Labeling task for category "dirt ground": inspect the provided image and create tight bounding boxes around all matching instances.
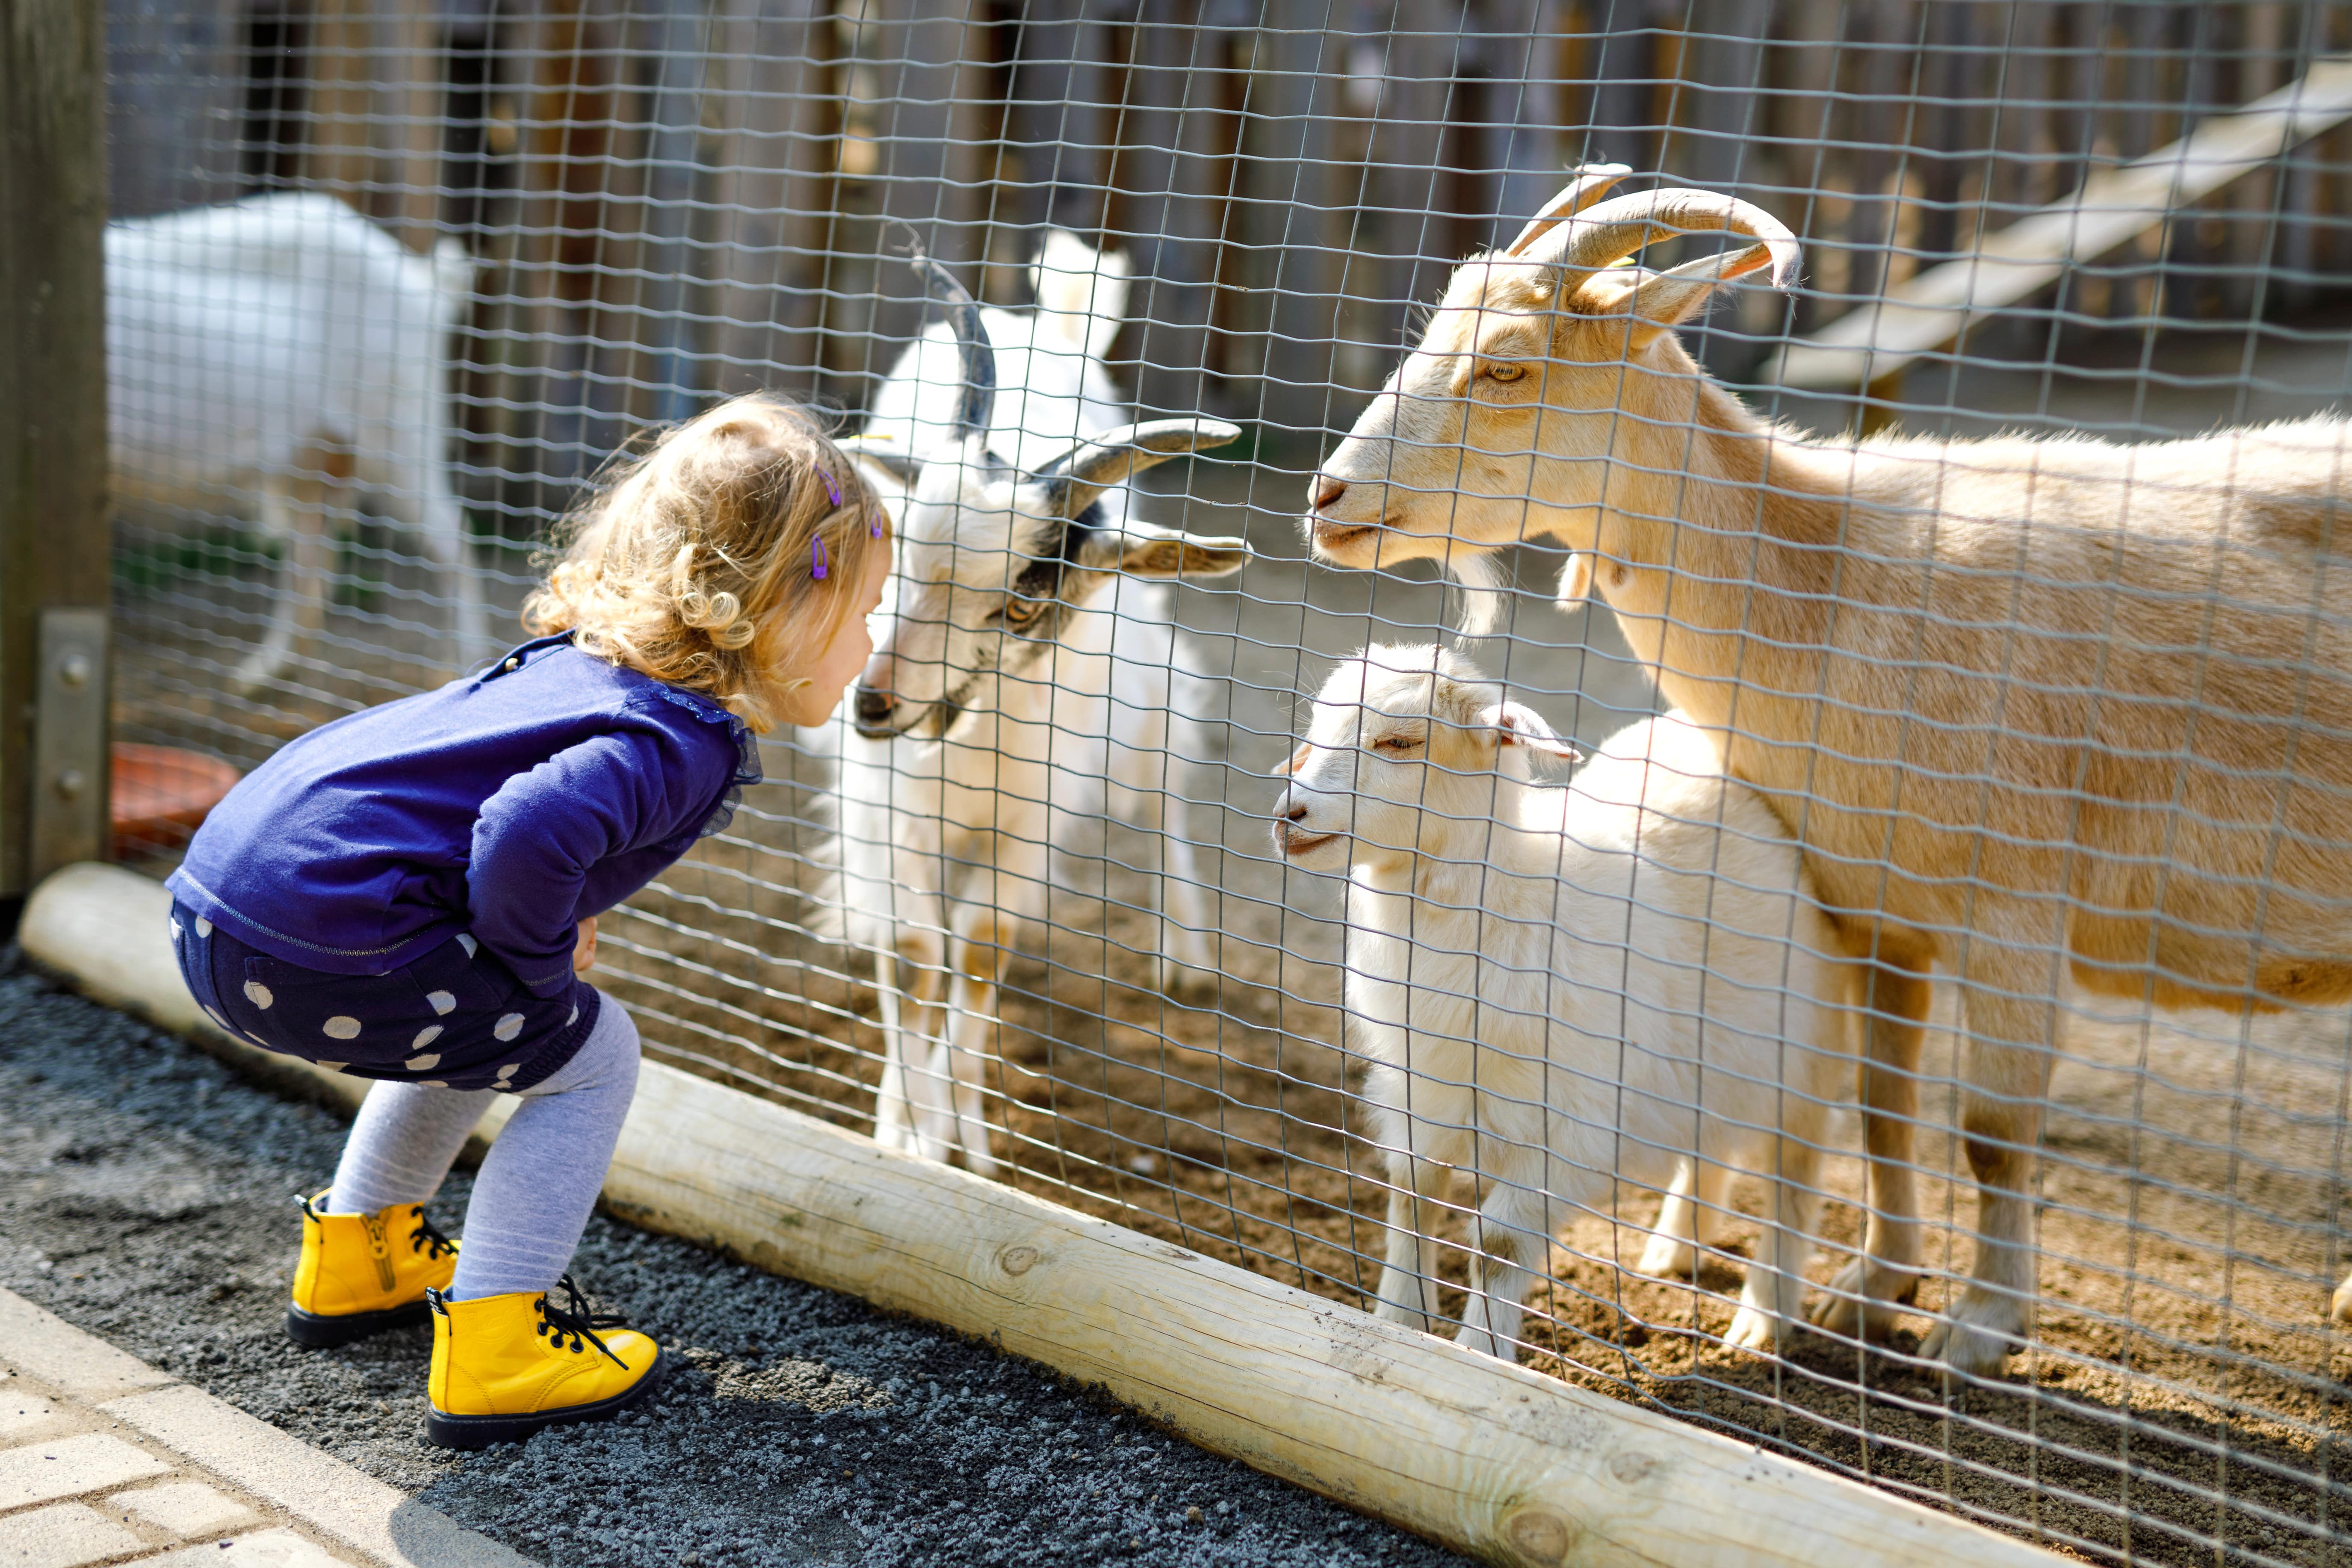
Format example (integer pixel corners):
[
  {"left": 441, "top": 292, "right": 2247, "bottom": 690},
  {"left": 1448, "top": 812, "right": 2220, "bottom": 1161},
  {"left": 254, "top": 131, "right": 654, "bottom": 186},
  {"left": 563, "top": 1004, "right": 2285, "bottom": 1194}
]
[{"left": 105, "top": 316, "right": 2352, "bottom": 1565}]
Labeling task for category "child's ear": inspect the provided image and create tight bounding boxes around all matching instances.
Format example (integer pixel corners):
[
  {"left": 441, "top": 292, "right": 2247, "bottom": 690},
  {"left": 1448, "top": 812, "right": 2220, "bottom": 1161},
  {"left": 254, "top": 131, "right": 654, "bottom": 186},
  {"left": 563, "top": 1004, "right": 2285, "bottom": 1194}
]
[{"left": 1474, "top": 701, "right": 1582, "bottom": 762}]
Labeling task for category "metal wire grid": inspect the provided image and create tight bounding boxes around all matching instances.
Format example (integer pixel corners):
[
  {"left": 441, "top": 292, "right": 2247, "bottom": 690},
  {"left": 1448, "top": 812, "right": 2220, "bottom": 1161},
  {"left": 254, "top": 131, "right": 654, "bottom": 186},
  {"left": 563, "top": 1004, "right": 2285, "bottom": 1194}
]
[{"left": 96, "top": 3, "right": 2352, "bottom": 1562}]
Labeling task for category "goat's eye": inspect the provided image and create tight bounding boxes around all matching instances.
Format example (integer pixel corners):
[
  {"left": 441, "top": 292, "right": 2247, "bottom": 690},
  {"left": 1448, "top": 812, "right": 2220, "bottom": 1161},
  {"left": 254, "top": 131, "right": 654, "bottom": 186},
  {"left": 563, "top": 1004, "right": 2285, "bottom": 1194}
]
[
  {"left": 1372, "top": 735, "right": 1421, "bottom": 753},
  {"left": 1480, "top": 361, "right": 1525, "bottom": 384},
  {"left": 1002, "top": 596, "right": 1046, "bottom": 626}
]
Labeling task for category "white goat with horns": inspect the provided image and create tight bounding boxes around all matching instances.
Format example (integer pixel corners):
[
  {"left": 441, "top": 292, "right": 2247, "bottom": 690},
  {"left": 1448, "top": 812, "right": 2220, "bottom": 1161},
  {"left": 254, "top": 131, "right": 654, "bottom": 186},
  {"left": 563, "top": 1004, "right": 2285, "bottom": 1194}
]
[
  {"left": 1274, "top": 646, "right": 1858, "bottom": 1356},
  {"left": 1306, "top": 165, "right": 2352, "bottom": 1376},
  {"left": 832, "top": 242, "right": 1248, "bottom": 1177},
  {"left": 107, "top": 190, "right": 485, "bottom": 691}
]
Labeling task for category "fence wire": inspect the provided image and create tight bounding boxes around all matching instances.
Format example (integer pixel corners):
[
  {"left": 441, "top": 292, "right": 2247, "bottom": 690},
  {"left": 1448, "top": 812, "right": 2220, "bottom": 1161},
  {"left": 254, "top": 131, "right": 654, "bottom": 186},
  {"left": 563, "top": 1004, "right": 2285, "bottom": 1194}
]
[{"left": 98, "top": 2, "right": 2352, "bottom": 1562}]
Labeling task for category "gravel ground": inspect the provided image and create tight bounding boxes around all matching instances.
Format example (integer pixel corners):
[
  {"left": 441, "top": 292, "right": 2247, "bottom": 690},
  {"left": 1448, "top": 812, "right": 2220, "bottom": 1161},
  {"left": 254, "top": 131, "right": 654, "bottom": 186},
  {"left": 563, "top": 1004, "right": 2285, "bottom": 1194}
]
[{"left": 0, "top": 948, "right": 1468, "bottom": 1568}]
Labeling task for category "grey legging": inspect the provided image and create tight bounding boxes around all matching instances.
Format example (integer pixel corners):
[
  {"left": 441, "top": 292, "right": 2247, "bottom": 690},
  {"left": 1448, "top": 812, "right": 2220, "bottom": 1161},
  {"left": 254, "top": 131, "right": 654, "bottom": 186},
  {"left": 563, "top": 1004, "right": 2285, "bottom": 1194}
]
[{"left": 326, "top": 993, "right": 638, "bottom": 1300}]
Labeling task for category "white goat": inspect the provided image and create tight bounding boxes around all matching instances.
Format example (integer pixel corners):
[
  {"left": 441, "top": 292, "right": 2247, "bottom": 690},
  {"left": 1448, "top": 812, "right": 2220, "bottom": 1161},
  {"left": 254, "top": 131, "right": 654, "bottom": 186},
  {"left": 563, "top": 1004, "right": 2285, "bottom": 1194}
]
[
  {"left": 1272, "top": 646, "right": 1857, "bottom": 1356},
  {"left": 107, "top": 190, "right": 483, "bottom": 691},
  {"left": 1306, "top": 166, "right": 2352, "bottom": 1374},
  {"left": 833, "top": 245, "right": 1249, "bottom": 1176}
]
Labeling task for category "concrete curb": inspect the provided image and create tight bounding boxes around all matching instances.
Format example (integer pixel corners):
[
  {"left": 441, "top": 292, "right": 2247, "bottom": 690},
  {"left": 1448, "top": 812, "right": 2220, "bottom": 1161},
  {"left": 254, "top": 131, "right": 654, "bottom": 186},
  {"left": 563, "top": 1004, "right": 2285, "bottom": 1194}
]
[{"left": 0, "top": 1287, "right": 533, "bottom": 1568}]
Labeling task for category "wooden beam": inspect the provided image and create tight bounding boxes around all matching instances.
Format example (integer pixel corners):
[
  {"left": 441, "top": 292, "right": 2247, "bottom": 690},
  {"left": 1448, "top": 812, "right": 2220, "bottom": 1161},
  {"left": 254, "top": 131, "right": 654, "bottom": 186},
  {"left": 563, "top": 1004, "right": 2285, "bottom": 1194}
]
[
  {"left": 1767, "top": 54, "right": 2352, "bottom": 391},
  {"left": 23, "top": 861, "right": 2074, "bottom": 1568},
  {"left": 0, "top": 0, "right": 110, "bottom": 899}
]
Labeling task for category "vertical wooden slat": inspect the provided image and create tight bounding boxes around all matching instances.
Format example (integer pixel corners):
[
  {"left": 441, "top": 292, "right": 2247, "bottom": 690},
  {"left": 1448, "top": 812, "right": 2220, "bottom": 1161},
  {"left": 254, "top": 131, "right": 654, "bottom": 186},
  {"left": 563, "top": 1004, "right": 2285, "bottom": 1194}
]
[
  {"left": 304, "top": 0, "right": 448, "bottom": 252},
  {"left": 104, "top": 0, "right": 244, "bottom": 220},
  {"left": 1363, "top": 0, "right": 1463, "bottom": 357},
  {"left": 1, "top": 0, "right": 111, "bottom": 897},
  {"left": 860, "top": 0, "right": 991, "bottom": 390},
  {"left": 1120, "top": 0, "right": 1240, "bottom": 416},
  {"left": 1243, "top": 0, "right": 1345, "bottom": 425},
  {"left": 1578, "top": 0, "right": 1659, "bottom": 168},
  {"left": 705, "top": 0, "right": 839, "bottom": 401},
  {"left": 613, "top": 0, "right": 708, "bottom": 423}
]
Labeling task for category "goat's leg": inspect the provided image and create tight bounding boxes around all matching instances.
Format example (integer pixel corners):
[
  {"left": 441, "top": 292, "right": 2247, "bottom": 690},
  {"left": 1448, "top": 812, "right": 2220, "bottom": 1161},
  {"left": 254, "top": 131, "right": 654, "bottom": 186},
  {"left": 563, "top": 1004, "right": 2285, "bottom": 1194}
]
[
  {"left": 1155, "top": 806, "right": 1214, "bottom": 992},
  {"left": 1456, "top": 1148, "right": 1554, "bottom": 1361},
  {"left": 1726, "top": 1110, "right": 1829, "bottom": 1352},
  {"left": 1636, "top": 1155, "right": 1735, "bottom": 1280},
  {"left": 1811, "top": 959, "right": 1929, "bottom": 1340},
  {"left": 941, "top": 913, "right": 1014, "bottom": 1180},
  {"left": 1921, "top": 948, "right": 2062, "bottom": 1378},
  {"left": 870, "top": 947, "right": 920, "bottom": 1155},
  {"left": 232, "top": 460, "right": 338, "bottom": 694},
  {"left": 1371, "top": 1146, "right": 1453, "bottom": 1333}
]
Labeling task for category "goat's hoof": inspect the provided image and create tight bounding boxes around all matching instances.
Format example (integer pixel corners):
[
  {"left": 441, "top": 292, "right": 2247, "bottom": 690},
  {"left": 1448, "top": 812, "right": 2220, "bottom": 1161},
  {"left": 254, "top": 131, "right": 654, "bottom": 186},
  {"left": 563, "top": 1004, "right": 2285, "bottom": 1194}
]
[
  {"left": 2332, "top": 1274, "right": 2352, "bottom": 1325},
  {"left": 1723, "top": 1308, "right": 1783, "bottom": 1354},
  {"left": 1452, "top": 1328, "right": 1511, "bottom": 1361},
  {"left": 871, "top": 1117, "right": 918, "bottom": 1155},
  {"left": 1920, "top": 1310, "right": 2023, "bottom": 1380},
  {"left": 1807, "top": 1258, "right": 1917, "bottom": 1341},
  {"left": 1634, "top": 1235, "right": 1699, "bottom": 1280}
]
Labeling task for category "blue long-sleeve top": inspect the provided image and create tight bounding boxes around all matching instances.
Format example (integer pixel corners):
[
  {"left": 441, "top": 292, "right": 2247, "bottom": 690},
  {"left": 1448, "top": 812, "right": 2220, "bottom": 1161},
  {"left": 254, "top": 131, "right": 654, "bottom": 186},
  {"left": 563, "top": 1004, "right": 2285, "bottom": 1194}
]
[{"left": 166, "top": 633, "right": 760, "bottom": 996}]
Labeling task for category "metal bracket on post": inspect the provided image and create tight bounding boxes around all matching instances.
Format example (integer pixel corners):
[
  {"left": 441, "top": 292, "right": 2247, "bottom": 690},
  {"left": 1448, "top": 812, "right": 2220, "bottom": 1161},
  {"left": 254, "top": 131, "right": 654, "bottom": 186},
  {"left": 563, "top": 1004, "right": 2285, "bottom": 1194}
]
[{"left": 29, "top": 608, "right": 109, "bottom": 883}]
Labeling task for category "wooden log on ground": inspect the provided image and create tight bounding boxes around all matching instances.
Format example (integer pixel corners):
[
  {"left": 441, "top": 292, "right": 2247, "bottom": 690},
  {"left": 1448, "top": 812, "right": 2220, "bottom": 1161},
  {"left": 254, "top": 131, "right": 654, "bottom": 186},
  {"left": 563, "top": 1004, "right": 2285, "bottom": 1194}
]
[{"left": 21, "top": 861, "right": 2074, "bottom": 1568}]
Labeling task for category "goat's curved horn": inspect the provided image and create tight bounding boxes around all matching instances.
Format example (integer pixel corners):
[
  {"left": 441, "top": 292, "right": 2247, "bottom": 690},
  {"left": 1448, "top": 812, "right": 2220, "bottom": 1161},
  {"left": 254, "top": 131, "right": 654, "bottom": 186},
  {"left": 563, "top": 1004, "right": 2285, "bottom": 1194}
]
[
  {"left": 910, "top": 247, "right": 996, "bottom": 440},
  {"left": 1030, "top": 418, "right": 1242, "bottom": 519},
  {"left": 1519, "top": 188, "right": 1799, "bottom": 290},
  {"left": 1501, "top": 164, "right": 1633, "bottom": 257}
]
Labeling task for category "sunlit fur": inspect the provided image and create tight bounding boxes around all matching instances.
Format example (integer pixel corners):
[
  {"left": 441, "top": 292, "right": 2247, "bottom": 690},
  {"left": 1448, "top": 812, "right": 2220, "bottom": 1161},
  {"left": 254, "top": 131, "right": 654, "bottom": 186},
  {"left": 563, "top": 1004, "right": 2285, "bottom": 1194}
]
[
  {"left": 833, "top": 245, "right": 1247, "bottom": 1177},
  {"left": 1308, "top": 180, "right": 2352, "bottom": 1372},
  {"left": 1272, "top": 646, "right": 1857, "bottom": 1358}
]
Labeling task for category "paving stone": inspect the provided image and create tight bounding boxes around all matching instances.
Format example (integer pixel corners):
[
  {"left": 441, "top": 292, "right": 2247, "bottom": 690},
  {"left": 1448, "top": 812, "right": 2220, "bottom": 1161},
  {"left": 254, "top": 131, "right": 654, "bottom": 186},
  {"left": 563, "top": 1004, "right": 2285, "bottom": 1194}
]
[
  {"left": 142, "top": 1527, "right": 355, "bottom": 1568},
  {"left": 0, "top": 1397, "right": 64, "bottom": 1444},
  {"left": 0, "top": 1500, "right": 144, "bottom": 1568},
  {"left": 110, "top": 1479, "right": 258, "bottom": 1537},
  {"left": 0, "top": 1431, "right": 171, "bottom": 1510}
]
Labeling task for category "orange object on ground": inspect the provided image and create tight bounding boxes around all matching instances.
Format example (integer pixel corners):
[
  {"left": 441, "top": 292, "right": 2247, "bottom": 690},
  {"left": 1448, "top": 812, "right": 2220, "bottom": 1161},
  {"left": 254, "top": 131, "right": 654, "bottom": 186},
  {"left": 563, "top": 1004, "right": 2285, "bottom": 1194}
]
[{"left": 112, "top": 742, "right": 241, "bottom": 857}]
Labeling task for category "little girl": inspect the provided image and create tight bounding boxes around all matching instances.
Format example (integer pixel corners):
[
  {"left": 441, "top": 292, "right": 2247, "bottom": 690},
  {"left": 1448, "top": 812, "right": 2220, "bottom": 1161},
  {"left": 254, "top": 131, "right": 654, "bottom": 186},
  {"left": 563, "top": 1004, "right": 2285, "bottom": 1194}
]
[{"left": 165, "top": 393, "right": 889, "bottom": 1448}]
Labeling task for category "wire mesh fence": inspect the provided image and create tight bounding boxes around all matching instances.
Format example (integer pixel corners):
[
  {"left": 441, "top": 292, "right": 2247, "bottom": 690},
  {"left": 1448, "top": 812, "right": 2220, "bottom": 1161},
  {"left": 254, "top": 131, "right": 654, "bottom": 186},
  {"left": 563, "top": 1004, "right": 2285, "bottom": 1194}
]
[{"left": 96, "top": 2, "right": 2352, "bottom": 1562}]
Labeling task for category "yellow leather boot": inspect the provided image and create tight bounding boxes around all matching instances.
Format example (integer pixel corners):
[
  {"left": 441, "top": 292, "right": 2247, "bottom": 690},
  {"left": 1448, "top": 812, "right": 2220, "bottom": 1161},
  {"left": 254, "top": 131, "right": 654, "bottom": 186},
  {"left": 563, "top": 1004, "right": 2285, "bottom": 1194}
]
[
  {"left": 285, "top": 1190, "right": 458, "bottom": 1348},
  {"left": 423, "top": 1277, "right": 663, "bottom": 1448}
]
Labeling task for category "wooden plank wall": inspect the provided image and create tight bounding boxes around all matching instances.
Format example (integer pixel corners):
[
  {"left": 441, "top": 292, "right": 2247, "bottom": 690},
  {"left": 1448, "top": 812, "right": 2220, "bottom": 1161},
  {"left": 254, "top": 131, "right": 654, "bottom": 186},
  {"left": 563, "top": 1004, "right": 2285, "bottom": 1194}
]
[{"left": 135, "top": 0, "right": 2352, "bottom": 502}]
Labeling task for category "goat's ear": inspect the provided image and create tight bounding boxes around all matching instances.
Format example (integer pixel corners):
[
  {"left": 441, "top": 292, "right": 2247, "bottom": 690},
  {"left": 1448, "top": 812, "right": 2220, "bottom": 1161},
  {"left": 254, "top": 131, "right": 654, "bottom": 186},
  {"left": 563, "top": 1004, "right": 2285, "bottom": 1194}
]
[
  {"left": 835, "top": 434, "right": 920, "bottom": 484},
  {"left": 1474, "top": 701, "right": 1582, "bottom": 763},
  {"left": 1620, "top": 242, "right": 1784, "bottom": 351},
  {"left": 1076, "top": 518, "right": 1252, "bottom": 580},
  {"left": 1557, "top": 553, "right": 1594, "bottom": 607}
]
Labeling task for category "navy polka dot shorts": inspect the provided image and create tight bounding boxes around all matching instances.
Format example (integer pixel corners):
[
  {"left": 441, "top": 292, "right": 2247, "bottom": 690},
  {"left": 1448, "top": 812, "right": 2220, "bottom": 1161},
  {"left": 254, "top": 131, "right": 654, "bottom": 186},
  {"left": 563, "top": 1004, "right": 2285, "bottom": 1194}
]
[{"left": 169, "top": 902, "right": 600, "bottom": 1093}]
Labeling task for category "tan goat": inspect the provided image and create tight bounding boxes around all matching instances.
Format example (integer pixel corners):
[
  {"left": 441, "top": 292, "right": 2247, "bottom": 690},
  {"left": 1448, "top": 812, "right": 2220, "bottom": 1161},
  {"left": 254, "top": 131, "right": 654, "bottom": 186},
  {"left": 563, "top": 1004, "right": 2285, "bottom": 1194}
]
[{"left": 1304, "top": 166, "right": 2352, "bottom": 1377}]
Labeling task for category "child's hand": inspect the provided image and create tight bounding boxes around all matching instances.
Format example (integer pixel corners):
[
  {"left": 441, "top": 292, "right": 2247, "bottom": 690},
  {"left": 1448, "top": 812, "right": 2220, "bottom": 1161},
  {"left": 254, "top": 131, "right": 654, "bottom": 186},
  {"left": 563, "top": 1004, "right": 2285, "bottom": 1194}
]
[{"left": 573, "top": 917, "right": 598, "bottom": 973}]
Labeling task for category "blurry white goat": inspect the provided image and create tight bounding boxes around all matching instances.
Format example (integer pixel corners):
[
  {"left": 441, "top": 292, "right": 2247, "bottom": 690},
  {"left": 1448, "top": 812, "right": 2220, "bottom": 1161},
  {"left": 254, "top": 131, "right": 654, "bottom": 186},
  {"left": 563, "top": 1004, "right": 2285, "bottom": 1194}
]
[
  {"left": 1273, "top": 647, "right": 1856, "bottom": 1355},
  {"left": 832, "top": 240, "right": 1247, "bottom": 1176},
  {"left": 108, "top": 190, "right": 482, "bottom": 691}
]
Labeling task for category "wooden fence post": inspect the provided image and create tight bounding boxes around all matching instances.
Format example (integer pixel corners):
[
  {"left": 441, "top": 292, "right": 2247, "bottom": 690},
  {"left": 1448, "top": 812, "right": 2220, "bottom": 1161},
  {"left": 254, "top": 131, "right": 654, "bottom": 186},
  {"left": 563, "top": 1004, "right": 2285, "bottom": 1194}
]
[{"left": 0, "top": 0, "right": 112, "bottom": 908}]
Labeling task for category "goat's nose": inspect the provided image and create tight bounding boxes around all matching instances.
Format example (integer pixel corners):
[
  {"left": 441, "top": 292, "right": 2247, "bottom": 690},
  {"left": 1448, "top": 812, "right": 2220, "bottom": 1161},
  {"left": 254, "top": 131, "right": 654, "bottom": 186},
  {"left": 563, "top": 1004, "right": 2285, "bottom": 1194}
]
[
  {"left": 854, "top": 686, "right": 896, "bottom": 726},
  {"left": 1283, "top": 801, "right": 1309, "bottom": 823},
  {"left": 1309, "top": 474, "right": 1347, "bottom": 511}
]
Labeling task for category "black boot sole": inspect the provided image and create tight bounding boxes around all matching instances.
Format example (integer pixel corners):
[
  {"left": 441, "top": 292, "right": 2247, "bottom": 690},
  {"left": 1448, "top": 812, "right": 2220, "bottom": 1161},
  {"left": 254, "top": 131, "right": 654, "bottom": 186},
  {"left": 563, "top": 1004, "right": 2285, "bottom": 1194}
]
[
  {"left": 422, "top": 1347, "right": 665, "bottom": 1450},
  {"left": 285, "top": 1300, "right": 432, "bottom": 1349}
]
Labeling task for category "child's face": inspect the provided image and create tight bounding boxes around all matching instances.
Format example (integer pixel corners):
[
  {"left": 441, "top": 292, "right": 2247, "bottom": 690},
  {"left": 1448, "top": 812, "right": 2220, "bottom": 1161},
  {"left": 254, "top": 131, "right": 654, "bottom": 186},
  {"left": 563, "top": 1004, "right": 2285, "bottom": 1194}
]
[{"left": 776, "top": 543, "right": 890, "bottom": 729}]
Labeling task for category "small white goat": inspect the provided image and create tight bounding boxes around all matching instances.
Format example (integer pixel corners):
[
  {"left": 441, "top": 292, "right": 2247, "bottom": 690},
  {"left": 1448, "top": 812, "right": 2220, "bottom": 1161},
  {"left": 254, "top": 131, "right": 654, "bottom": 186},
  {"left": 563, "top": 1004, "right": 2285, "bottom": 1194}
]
[
  {"left": 833, "top": 243, "right": 1249, "bottom": 1176},
  {"left": 107, "top": 190, "right": 482, "bottom": 690},
  {"left": 1272, "top": 646, "right": 1856, "bottom": 1356},
  {"left": 1306, "top": 168, "right": 2352, "bottom": 1374}
]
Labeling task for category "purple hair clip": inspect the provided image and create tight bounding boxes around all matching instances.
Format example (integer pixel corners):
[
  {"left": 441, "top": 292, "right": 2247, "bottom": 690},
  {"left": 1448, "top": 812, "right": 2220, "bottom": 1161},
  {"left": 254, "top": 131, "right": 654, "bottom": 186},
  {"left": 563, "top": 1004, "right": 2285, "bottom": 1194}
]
[
  {"left": 811, "top": 536, "right": 829, "bottom": 580},
  {"left": 819, "top": 465, "right": 842, "bottom": 507}
]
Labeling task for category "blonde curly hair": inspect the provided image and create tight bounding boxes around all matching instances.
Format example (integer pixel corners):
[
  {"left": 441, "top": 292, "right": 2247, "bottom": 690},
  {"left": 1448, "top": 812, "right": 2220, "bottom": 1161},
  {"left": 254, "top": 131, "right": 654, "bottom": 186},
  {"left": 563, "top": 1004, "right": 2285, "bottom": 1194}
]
[{"left": 522, "top": 393, "right": 888, "bottom": 734}]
